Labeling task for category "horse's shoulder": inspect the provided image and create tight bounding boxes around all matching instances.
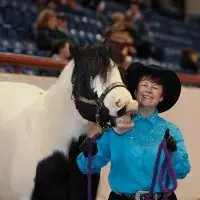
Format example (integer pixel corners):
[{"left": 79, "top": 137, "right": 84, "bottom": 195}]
[{"left": 0, "top": 81, "right": 44, "bottom": 95}]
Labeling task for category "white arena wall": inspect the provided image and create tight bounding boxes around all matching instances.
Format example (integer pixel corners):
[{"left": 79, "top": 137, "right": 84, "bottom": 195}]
[{"left": 0, "top": 72, "right": 199, "bottom": 200}]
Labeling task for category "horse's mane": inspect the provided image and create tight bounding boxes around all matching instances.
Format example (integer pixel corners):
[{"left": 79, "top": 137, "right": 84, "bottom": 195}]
[{"left": 70, "top": 44, "right": 126, "bottom": 100}]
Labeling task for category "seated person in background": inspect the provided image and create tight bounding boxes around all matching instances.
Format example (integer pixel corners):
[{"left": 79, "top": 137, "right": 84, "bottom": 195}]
[
  {"left": 56, "top": 12, "right": 75, "bottom": 43},
  {"left": 104, "top": 26, "right": 137, "bottom": 69},
  {"left": 34, "top": 9, "right": 74, "bottom": 52},
  {"left": 111, "top": 12, "right": 125, "bottom": 26},
  {"left": 127, "top": 1, "right": 147, "bottom": 36},
  {"left": 180, "top": 48, "right": 199, "bottom": 74},
  {"left": 80, "top": 0, "right": 105, "bottom": 12},
  {"left": 39, "top": 0, "right": 80, "bottom": 10},
  {"left": 39, "top": 40, "right": 72, "bottom": 77},
  {"left": 35, "top": 9, "right": 58, "bottom": 51},
  {"left": 50, "top": 40, "right": 72, "bottom": 62}
]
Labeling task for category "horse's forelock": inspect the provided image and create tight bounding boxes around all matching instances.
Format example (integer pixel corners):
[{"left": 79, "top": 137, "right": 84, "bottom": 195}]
[{"left": 71, "top": 45, "right": 117, "bottom": 99}]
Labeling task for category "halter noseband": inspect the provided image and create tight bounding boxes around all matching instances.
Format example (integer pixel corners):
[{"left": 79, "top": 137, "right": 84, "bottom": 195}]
[{"left": 73, "top": 82, "right": 127, "bottom": 129}]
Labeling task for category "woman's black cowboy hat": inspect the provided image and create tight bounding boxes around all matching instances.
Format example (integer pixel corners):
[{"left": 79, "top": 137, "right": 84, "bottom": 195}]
[{"left": 126, "top": 62, "right": 181, "bottom": 113}]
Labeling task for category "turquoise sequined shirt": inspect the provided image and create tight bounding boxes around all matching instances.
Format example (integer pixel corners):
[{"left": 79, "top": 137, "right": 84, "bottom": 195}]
[{"left": 77, "top": 109, "right": 190, "bottom": 194}]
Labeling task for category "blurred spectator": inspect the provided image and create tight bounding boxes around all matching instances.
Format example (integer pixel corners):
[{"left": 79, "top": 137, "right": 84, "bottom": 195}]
[
  {"left": 39, "top": 40, "right": 72, "bottom": 77},
  {"left": 34, "top": 9, "right": 74, "bottom": 51},
  {"left": 39, "top": 0, "right": 80, "bottom": 10},
  {"left": 111, "top": 12, "right": 125, "bottom": 25},
  {"left": 59, "top": 0, "right": 80, "bottom": 9},
  {"left": 80, "top": 0, "right": 106, "bottom": 12},
  {"left": 138, "top": 0, "right": 152, "bottom": 12},
  {"left": 56, "top": 12, "right": 75, "bottom": 43},
  {"left": 123, "top": 15, "right": 164, "bottom": 61},
  {"left": 180, "top": 48, "right": 200, "bottom": 74},
  {"left": 50, "top": 40, "right": 72, "bottom": 62},
  {"left": 35, "top": 9, "right": 58, "bottom": 51},
  {"left": 127, "top": 1, "right": 142, "bottom": 21},
  {"left": 127, "top": 1, "right": 149, "bottom": 37},
  {"left": 104, "top": 27, "right": 136, "bottom": 69}
]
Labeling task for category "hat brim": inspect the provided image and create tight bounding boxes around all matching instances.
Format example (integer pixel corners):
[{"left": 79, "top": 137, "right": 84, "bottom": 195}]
[{"left": 126, "top": 62, "right": 181, "bottom": 113}]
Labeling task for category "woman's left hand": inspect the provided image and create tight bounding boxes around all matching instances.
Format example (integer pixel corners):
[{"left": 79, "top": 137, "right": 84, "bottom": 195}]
[{"left": 165, "top": 129, "right": 177, "bottom": 152}]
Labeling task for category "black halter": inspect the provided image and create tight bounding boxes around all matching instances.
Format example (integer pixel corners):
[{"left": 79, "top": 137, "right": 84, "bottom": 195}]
[{"left": 72, "top": 82, "right": 127, "bottom": 129}]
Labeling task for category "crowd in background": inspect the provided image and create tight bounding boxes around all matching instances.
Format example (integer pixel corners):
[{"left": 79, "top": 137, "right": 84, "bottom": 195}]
[{"left": 0, "top": 0, "right": 199, "bottom": 76}]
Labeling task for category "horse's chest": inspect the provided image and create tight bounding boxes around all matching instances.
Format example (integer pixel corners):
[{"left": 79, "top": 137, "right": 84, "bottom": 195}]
[
  {"left": 31, "top": 151, "right": 70, "bottom": 200},
  {"left": 31, "top": 135, "right": 100, "bottom": 200}
]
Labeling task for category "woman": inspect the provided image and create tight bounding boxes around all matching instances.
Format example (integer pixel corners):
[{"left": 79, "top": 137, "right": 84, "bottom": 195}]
[
  {"left": 77, "top": 62, "right": 190, "bottom": 200},
  {"left": 104, "top": 27, "right": 136, "bottom": 69},
  {"left": 50, "top": 40, "right": 72, "bottom": 61},
  {"left": 35, "top": 9, "right": 58, "bottom": 51},
  {"left": 180, "top": 48, "right": 199, "bottom": 74},
  {"left": 35, "top": 8, "right": 73, "bottom": 51},
  {"left": 39, "top": 40, "right": 72, "bottom": 77}
]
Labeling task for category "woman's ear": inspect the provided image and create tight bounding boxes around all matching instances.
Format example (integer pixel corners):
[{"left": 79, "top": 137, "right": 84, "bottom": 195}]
[{"left": 159, "top": 96, "right": 164, "bottom": 102}]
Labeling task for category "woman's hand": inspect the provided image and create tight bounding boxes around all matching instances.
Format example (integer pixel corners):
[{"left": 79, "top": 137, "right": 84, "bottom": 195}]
[
  {"left": 79, "top": 137, "right": 98, "bottom": 157},
  {"left": 165, "top": 129, "right": 177, "bottom": 152}
]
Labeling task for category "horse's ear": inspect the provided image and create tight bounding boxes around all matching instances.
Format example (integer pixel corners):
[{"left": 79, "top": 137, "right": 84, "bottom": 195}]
[
  {"left": 107, "top": 46, "right": 113, "bottom": 56},
  {"left": 106, "top": 45, "right": 119, "bottom": 65},
  {"left": 69, "top": 44, "right": 83, "bottom": 60}
]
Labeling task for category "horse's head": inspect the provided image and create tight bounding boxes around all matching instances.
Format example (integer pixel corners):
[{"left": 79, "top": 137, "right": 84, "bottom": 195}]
[{"left": 70, "top": 44, "right": 138, "bottom": 133}]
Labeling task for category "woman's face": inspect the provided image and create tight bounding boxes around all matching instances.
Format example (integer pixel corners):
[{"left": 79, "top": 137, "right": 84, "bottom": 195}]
[
  {"left": 190, "top": 52, "right": 198, "bottom": 63},
  {"left": 48, "top": 16, "right": 57, "bottom": 30},
  {"left": 135, "top": 76, "right": 163, "bottom": 109}
]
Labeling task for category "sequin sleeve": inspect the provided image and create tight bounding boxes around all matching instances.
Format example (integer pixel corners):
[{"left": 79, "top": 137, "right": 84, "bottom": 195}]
[
  {"left": 77, "top": 130, "right": 111, "bottom": 174},
  {"left": 170, "top": 125, "right": 191, "bottom": 179}
]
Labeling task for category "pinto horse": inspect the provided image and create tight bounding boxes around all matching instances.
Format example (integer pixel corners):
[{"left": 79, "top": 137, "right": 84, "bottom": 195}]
[{"left": 0, "top": 45, "right": 138, "bottom": 200}]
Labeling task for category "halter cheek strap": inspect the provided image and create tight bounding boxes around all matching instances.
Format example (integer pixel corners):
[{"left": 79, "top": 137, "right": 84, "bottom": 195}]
[
  {"left": 73, "top": 82, "right": 127, "bottom": 128},
  {"left": 95, "top": 82, "right": 127, "bottom": 124}
]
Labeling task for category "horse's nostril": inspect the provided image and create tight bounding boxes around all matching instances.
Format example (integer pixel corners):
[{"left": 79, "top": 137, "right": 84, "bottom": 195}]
[
  {"left": 117, "top": 105, "right": 127, "bottom": 117},
  {"left": 116, "top": 100, "right": 121, "bottom": 107},
  {"left": 116, "top": 99, "right": 124, "bottom": 107}
]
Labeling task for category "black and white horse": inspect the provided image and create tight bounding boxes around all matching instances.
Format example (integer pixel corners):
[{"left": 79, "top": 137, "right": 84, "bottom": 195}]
[{"left": 0, "top": 45, "right": 138, "bottom": 200}]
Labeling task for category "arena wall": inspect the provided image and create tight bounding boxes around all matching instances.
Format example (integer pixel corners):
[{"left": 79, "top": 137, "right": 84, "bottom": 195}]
[{"left": 1, "top": 73, "right": 199, "bottom": 200}]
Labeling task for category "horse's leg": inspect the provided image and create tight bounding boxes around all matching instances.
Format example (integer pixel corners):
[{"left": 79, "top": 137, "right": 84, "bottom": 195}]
[{"left": 68, "top": 134, "right": 100, "bottom": 200}]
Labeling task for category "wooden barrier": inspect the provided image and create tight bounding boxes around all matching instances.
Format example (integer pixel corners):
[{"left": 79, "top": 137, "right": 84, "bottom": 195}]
[
  {"left": 0, "top": 52, "right": 200, "bottom": 86},
  {"left": 0, "top": 53, "right": 66, "bottom": 73}
]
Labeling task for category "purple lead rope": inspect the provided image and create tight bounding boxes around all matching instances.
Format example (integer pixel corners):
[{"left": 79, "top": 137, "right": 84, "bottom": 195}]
[
  {"left": 87, "top": 133, "right": 177, "bottom": 200},
  {"left": 146, "top": 137, "right": 177, "bottom": 200},
  {"left": 87, "top": 132, "right": 102, "bottom": 200}
]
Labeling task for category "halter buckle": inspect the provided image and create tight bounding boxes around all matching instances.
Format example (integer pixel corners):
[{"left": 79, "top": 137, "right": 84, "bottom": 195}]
[
  {"left": 95, "top": 113, "right": 100, "bottom": 124},
  {"left": 135, "top": 191, "right": 149, "bottom": 200}
]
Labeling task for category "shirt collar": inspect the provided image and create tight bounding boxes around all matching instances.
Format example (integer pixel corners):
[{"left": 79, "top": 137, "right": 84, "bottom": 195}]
[{"left": 133, "top": 109, "right": 159, "bottom": 125}]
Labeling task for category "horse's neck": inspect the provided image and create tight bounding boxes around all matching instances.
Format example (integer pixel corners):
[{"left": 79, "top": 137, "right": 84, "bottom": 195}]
[{"left": 40, "top": 62, "right": 88, "bottom": 153}]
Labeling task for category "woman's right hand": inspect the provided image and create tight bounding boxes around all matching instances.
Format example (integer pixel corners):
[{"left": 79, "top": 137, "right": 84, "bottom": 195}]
[
  {"left": 165, "top": 129, "right": 177, "bottom": 152},
  {"left": 79, "top": 137, "right": 98, "bottom": 157}
]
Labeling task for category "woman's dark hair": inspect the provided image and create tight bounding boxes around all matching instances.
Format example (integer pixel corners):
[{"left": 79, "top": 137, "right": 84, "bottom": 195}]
[{"left": 49, "top": 40, "right": 66, "bottom": 56}]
